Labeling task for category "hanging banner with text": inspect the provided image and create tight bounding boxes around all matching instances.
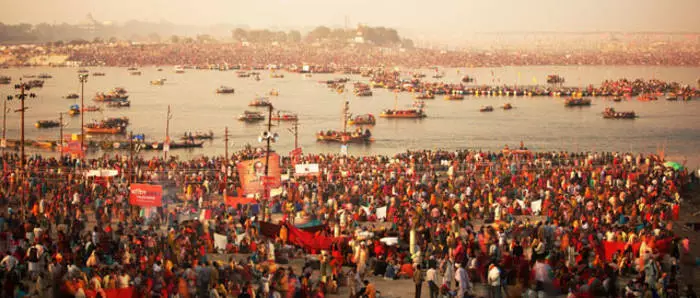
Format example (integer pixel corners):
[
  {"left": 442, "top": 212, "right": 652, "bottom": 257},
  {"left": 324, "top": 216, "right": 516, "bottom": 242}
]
[
  {"left": 129, "top": 184, "right": 163, "bottom": 207},
  {"left": 236, "top": 153, "right": 281, "bottom": 195}
]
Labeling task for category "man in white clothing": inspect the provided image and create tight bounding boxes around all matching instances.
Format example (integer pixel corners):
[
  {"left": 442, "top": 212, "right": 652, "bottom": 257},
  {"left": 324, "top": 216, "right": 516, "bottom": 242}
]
[
  {"left": 488, "top": 264, "right": 502, "bottom": 298},
  {"left": 426, "top": 266, "right": 439, "bottom": 298},
  {"left": 455, "top": 263, "right": 470, "bottom": 298}
]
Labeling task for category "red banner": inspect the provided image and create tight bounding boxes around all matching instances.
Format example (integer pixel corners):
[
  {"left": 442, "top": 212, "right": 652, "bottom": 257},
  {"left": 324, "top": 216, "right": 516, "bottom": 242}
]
[
  {"left": 65, "top": 141, "right": 84, "bottom": 157},
  {"left": 84, "top": 287, "right": 136, "bottom": 298},
  {"left": 129, "top": 184, "right": 163, "bottom": 207},
  {"left": 236, "top": 153, "right": 281, "bottom": 195}
]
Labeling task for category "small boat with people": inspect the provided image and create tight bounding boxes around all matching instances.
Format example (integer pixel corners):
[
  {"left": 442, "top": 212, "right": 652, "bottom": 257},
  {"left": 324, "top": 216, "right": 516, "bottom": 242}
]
[
  {"left": 237, "top": 71, "right": 251, "bottom": 78},
  {"left": 150, "top": 79, "right": 166, "bottom": 86},
  {"left": 612, "top": 96, "right": 623, "bottom": 102},
  {"left": 92, "top": 72, "right": 106, "bottom": 76},
  {"left": 82, "top": 105, "right": 102, "bottom": 112},
  {"left": 84, "top": 123, "right": 125, "bottom": 134},
  {"left": 547, "top": 74, "right": 565, "bottom": 84},
  {"left": 271, "top": 111, "right": 298, "bottom": 121},
  {"left": 26, "top": 80, "right": 44, "bottom": 88},
  {"left": 502, "top": 103, "right": 513, "bottom": 110},
  {"left": 381, "top": 92, "right": 427, "bottom": 119},
  {"left": 414, "top": 92, "right": 435, "bottom": 100},
  {"left": 68, "top": 104, "right": 81, "bottom": 116},
  {"left": 107, "top": 100, "right": 130, "bottom": 108},
  {"left": 237, "top": 111, "right": 265, "bottom": 122},
  {"left": 35, "top": 120, "right": 60, "bottom": 129},
  {"left": 249, "top": 97, "right": 272, "bottom": 107},
  {"left": 174, "top": 66, "right": 185, "bottom": 74},
  {"left": 270, "top": 73, "right": 285, "bottom": 79},
  {"left": 180, "top": 131, "right": 214, "bottom": 141},
  {"left": 480, "top": 106, "right": 494, "bottom": 112},
  {"left": 94, "top": 88, "right": 129, "bottom": 102},
  {"left": 316, "top": 128, "right": 373, "bottom": 143},
  {"left": 637, "top": 94, "right": 658, "bottom": 102},
  {"left": 354, "top": 89, "right": 373, "bottom": 97},
  {"left": 347, "top": 114, "right": 376, "bottom": 126},
  {"left": 564, "top": 97, "right": 592, "bottom": 107},
  {"left": 413, "top": 100, "right": 426, "bottom": 109},
  {"left": 269, "top": 89, "right": 280, "bottom": 96},
  {"left": 665, "top": 95, "right": 678, "bottom": 101},
  {"left": 216, "top": 86, "right": 235, "bottom": 94},
  {"left": 64, "top": 93, "right": 79, "bottom": 99},
  {"left": 146, "top": 141, "right": 203, "bottom": 150},
  {"left": 37, "top": 73, "right": 52, "bottom": 79},
  {"left": 461, "top": 75, "right": 475, "bottom": 83},
  {"left": 602, "top": 107, "right": 637, "bottom": 119},
  {"left": 445, "top": 93, "right": 464, "bottom": 100},
  {"left": 130, "top": 71, "right": 142, "bottom": 76},
  {"left": 0, "top": 76, "right": 10, "bottom": 84},
  {"left": 77, "top": 69, "right": 89, "bottom": 74}
]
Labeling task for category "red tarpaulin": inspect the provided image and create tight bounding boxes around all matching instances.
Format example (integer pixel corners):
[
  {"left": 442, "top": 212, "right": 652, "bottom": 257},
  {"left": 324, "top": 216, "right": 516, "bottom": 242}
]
[
  {"left": 259, "top": 221, "right": 346, "bottom": 250},
  {"left": 225, "top": 195, "right": 257, "bottom": 207},
  {"left": 129, "top": 184, "right": 163, "bottom": 207}
]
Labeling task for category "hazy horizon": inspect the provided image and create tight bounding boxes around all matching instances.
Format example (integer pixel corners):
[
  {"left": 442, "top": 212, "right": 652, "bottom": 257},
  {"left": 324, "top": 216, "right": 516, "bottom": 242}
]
[{"left": 2, "top": 0, "right": 700, "bottom": 44}]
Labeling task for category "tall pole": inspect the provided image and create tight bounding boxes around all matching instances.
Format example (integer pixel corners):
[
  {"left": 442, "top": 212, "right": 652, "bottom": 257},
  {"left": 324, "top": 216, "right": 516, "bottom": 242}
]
[
  {"left": 224, "top": 126, "right": 229, "bottom": 198},
  {"left": 79, "top": 74, "right": 88, "bottom": 153},
  {"left": 2, "top": 99, "right": 6, "bottom": 149},
  {"left": 12, "top": 80, "right": 35, "bottom": 220},
  {"left": 264, "top": 104, "right": 273, "bottom": 176},
  {"left": 164, "top": 105, "right": 171, "bottom": 160},
  {"left": 129, "top": 131, "right": 133, "bottom": 184},
  {"left": 20, "top": 87, "right": 25, "bottom": 167},
  {"left": 59, "top": 113, "right": 63, "bottom": 158},
  {"left": 293, "top": 119, "right": 298, "bottom": 149}
]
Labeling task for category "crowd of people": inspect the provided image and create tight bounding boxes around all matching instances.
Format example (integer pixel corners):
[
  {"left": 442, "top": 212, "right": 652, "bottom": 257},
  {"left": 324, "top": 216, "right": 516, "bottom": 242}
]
[
  {"left": 3, "top": 41, "right": 700, "bottom": 68},
  {"left": 0, "top": 144, "right": 697, "bottom": 298}
]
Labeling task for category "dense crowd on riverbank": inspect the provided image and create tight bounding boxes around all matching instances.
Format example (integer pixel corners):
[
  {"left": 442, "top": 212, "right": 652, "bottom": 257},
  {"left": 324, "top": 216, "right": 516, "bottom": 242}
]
[
  {"left": 0, "top": 146, "right": 696, "bottom": 298},
  {"left": 3, "top": 42, "right": 700, "bottom": 68}
]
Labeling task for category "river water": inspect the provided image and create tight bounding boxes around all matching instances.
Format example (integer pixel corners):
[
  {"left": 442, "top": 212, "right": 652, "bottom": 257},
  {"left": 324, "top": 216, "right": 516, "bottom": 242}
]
[{"left": 0, "top": 65, "right": 699, "bottom": 167}]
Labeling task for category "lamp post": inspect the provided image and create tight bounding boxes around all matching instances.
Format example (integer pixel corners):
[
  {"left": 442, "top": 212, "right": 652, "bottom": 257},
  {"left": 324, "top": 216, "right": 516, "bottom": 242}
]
[
  {"left": 79, "top": 74, "right": 88, "bottom": 152},
  {"left": 258, "top": 104, "right": 278, "bottom": 221},
  {"left": 10, "top": 79, "right": 36, "bottom": 220}
]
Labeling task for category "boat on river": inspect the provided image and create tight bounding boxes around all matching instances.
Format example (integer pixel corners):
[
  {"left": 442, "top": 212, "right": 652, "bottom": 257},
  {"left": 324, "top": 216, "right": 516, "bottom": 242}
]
[
  {"left": 180, "top": 131, "right": 214, "bottom": 140},
  {"left": 35, "top": 120, "right": 60, "bottom": 128},
  {"left": 216, "top": 86, "right": 235, "bottom": 94},
  {"left": 380, "top": 92, "right": 427, "bottom": 119},
  {"left": 150, "top": 79, "right": 166, "bottom": 85},
  {"left": 502, "top": 103, "right": 513, "bottom": 110},
  {"left": 238, "top": 111, "right": 265, "bottom": 122},
  {"left": 565, "top": 97, "right": 592, "bottom": 107},
  {"left": 547, "top": 74, "right": 565, "bottom": 84},
  {"left": 249, "top": 97, "right": 272, "bottom": 107},
  {"left": 271, "top": 111, "right": 298, "bottom": 121},
  {"left": 107, "top": 100, "right": 130, "bottom": 108},
  {"left": 461, "top": 75, "right": 475, "bottom": 83},
  {"left": 414, "top": 92, "right": 434, "bottom": 100},
  {"left": 347, "top": 114, "right": 376, "bottom": 126},
  {"left": 480, "top": 106, "right": 494, "bottom": 112},
  {"left": 64, "top": 93, "right": 79, "bottom": 99},
  {"left": 602, "top": 108, "right": 637, "bottom": 119},
  {"left": 317, "top": 100, "right": 373, "bottom": 143},
  {"left": 84, "top": 124, "right": 125, "bottom": 134}
]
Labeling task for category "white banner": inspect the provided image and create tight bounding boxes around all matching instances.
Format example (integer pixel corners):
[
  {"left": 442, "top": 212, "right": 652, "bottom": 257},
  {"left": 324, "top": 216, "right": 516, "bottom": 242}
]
[
  {"left": 531, "top": 200, "right": 543, "bottom": 213},
  {"left": 380, "top": 237, "right": 399, "bottom": 246},
  {"left": 376, "top": 206, "right": 387, "bottom": 220},
  {"left": 214, "top": 233, "right": 228, "bottom": 251},
  {"left": 294, "top": 163, "right": 319, "bottom": 176}
]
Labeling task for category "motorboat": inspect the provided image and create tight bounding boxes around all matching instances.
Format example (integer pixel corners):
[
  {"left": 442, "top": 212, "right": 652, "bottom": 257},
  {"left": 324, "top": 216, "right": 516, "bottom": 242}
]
[
  {"left": 445, "top": 94, "right": 464, "bottom": 100},
  {"left": 271, "top": 111, "right": 298, "bottom": 121},
  {"left": 107, "top": 100, "right": 130, "bottom": 108},
  {"left": 180, "top": 131, "right": 214, "bottom": 140},
  {"left": 35, "top": 120, "right": 60, "bottom": 128},
  {"left": 150, "top": 79, "right": 166, "bottom": 85},
  {"left": 68, "top": 104, "right": 81, "bottom": 116},
  {"left": 92, "top": 72, "right": 106, "bottom": 76},
  {"left": 216, "top": 86, "right": 235, "bottom": 94},
  {"left": 37, "top": 73, "right": 52, "bottom": 79},
  {"left": 26, "top": 80, "right": 44, "bottom": 88},
  {"left": 237, "top": 111, "right": 265, "bottom": 122},
  {"left": 564, "top": 97, "right": 592, "bottom": 107},
  {"left": 347, "top": 114, "right": 376, "bottom": 125},
  {"left": 0, "top": 76, "right": 10, "bottom": 84},
  {"left": 130, "top": 71, "right": 142, "bottom": 76},
  {"left": 547, "top": 74, "right": 565, "bottom": 84},
  {"left": 64, "top": 93, "right": 79, "bottom": 99},
  {"left": 461, "top": 75, "right": 475, "bottom": 83},
  {"left": 414, "top": 93, "right": 435, "bottom": 100},
  {"left": 174, "top": 66, "right": 185, "bottom": 74},
  {"left": 84, "top": 124, "right": 125, "bottom": 134},
  {"left": 480, "top": 106, "right": 494, "bottom": 112},
  {"left": 602, "top": 107, "right": 637, "bottom": 119},
  {"left": 380, "top": 108, "right": 426, "bottom": 118},
  {"left": 316, "top": 129, "right": 373, "bottom": 143},
  {"left": 502, "top": 103, "right": 513, "bottom": 110},
  {"left": 249, "top": 97, "right": 272, "bottom": 107}
]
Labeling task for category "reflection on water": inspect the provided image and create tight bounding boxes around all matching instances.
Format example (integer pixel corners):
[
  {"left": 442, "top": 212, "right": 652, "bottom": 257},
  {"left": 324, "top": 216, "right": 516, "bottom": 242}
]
[{"left": 0, "top": 66, "right": 699, "bottom": 167}]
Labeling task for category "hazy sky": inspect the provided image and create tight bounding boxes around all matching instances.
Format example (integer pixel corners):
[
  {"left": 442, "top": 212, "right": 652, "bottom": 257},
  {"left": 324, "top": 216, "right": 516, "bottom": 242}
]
[{"left": 2, "top": 0, "right": 699, "bottom": 34}]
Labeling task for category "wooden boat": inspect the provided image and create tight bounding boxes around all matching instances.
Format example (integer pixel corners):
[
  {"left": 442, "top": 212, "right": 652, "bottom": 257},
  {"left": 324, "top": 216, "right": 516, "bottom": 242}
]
[
  {"left": 0, "top": 76, "right": 10, "bottom": 84},
  {"left": 381, "top": 92, "right": 427, "bottom": 119},
  {"left": 147, "top": 141, "right": 203, "bottom": 150},
  {"left": 414, "top": 93, "right": 435, "bottom": 100},
  {"left": 82, "top": 106, "right": 101, "bottom": 112},
  {"left": 95, "top": 88, "right": 129, "bottom": 102},
  {"left": 612, "top": 96, "right": 623, "bottom": 102},
  {"left": 84, "top": 125, "right": 125, "bottom": 134},
  {"left": 637, "top": 94, "right": 657, "bottom": 102},
  {"left": 180, "top": 131, "right": 214, "bottom": 140},
  {"left": 249, "top": 97, "right": 272, "bottom": 107},
  {"left": 77, "top": 69, "right": 89, "bottom": 73},
  {"left": 502, "top": 103, "right": 513, "bottom": 110},
  {"left": 238, "top": 111, "right": 265, "bottom": 122},
  {"left": 318, "top": 100, "right": 373, "bottom": 143},
  {"left": 237, "top": 71, "right": 251, "bottom": 78},
  {"left": 316, "top": 129, "right": 373, "bottom": 143},
  {"left": 271, "top": 112, "right": 298, "bottom": 121},
  {"left": 23, "top": 75, "right": 36, "bottom": 78},
  {"left": 35, "top": 120, "right": 60, "bottom": 128},
  {"left": 665, "top": 96, "right": 678, "bottom": 101},
  {"left": 127, "top": 67, "right": 138, "bottom": 71},
  {"left": 68, "top": 105, "right": 81, "bottom": 116},
  {"left": 547, "top": 74, "right": 565, "bottom": 84},
  {"left": 354, "top": 89, "right": 372, "bottom": 97},
  {"left": 564, "top": 97, "right": 592, "bottom": 107},
  {"left": 174, "top": 66, "right": 185, "bottom": 74},
  {"left": 602, "top": 108, "right": 636, "bottom": 119},
  {"left": 130, "top": 71, "right": 142, "bottom": 76},
  {"left": 92, "top": 72, "right": 106, "bottom": 76},
  {"left": 37, "top": 73, "right": 52, "bottom": 79},
  {"left": 64, "top": 93, "right": 79, "bottom": 99},
  {"left": 27, "top": 80, "right": 44, "bottom": 88},
  {"left": 269, "top": 89, "right": 280, "bottom": 96},
  {"left": 150, "top": 79, "right": 166, "bottom": 85},
  {"left": 445, "top": 94, "right": 464, "bottom": 100},
  {"left": 107, "top": 101, "right": 130, "bottom": 108},
  {"left": 216, "top": 86, "right": 235, "bottom": 94},
  {"left": 461, "top": 75, "right": 475, "bottom": 83},
  {"left": 348, "top": 114, "right": 376, "bottom": 125},
  {"left": 480, "top": 106, "right": 494, "bottom": 112},
  {"left": 102, "top": 117, "right": 129, "bottom": 127},
  {"left": 270, "top": 73, "right": 284, "bottom": 79}
]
